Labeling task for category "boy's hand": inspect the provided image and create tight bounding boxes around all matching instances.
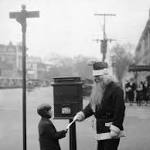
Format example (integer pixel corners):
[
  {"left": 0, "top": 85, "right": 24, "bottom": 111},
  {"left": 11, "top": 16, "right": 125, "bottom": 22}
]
[
  {"left": 62, "top": 129, "right": 68, "bottom": 134},
  {"left": 64, "top": 129, "right": 68, "bottom": 133}
]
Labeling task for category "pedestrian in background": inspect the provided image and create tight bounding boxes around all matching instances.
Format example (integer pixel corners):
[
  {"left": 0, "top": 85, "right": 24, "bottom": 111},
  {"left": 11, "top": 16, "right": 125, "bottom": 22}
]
[
  {"left": 128, "top": 79, "right": 136, "bottom": 106},
  {"left": 125, "top": 80, "right": 130, "bottom": 102},
  {"left": 37, "top": 104, "right": 68, "bottom": 150},
  {"left": 142, "top": 80, "right": 148, "bottom": 105},
  {"left": 136, "top": 81, "right": 143, "bottom": 106},
  {"left": 73, "top": 62, "right": 126, "bottom": 150}
]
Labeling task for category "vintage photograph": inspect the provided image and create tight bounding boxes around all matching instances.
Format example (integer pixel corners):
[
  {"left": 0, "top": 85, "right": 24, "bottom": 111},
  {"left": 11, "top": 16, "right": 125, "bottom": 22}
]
[{"left": 0, "top": 0, "right": 150, "bottom": 150}]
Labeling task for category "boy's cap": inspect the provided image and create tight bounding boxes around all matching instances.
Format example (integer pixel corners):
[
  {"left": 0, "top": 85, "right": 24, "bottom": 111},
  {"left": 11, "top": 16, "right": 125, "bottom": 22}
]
[{"left": 37, "top": 104, "right": 51, "bottom": 116}]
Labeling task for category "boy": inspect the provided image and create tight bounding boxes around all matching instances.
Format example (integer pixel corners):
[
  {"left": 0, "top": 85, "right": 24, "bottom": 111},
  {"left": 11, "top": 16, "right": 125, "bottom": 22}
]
[{"left": 37, "top": 104, "right": 67, "bottom": 150}]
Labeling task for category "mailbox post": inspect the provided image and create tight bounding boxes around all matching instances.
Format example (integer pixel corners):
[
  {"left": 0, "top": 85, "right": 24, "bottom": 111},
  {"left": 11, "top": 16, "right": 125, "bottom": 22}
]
[{"left": 51, "top": 77, "right": 83, "bottom": 150}]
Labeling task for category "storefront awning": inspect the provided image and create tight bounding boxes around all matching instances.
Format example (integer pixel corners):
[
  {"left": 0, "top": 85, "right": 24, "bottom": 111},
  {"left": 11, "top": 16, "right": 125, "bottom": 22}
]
[{"left": 128, "top": 65, "right": 150, "bottom": 72}]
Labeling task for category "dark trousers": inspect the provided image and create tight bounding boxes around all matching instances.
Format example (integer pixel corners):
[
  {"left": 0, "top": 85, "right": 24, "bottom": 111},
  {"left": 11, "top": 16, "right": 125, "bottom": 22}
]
[{"left": 97, "top": 139, "right": 120, "bottom": 150}]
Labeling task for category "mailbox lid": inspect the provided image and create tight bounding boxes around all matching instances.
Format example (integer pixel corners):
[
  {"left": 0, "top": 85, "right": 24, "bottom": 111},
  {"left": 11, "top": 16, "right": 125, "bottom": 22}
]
[{"left": 51, "top": 77, "right": 83, "bottom": 85}]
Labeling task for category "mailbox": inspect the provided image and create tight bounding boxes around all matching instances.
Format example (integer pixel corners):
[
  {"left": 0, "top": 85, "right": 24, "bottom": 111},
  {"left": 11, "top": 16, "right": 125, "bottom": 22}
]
[{"left": 51, "top": 77, "right": 83, "bottom": 119}]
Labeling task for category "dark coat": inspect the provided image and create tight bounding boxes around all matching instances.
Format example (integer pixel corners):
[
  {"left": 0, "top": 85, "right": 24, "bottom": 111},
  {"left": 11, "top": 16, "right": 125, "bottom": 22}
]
[
  {"left": 38, "top": 118, "right": 66, "bottom": 150},
  {"left": 128, "top": 82, "right": 136, "bottom": 101},
  {"left": 82, "top": 82, "right": 125, "bottom": 135}
]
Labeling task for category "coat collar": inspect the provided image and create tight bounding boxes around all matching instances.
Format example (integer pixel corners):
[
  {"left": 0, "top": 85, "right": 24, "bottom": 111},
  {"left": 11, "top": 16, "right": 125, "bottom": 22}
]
[{"left": 102, "top": 81, "right": 115, "bottom": 100}]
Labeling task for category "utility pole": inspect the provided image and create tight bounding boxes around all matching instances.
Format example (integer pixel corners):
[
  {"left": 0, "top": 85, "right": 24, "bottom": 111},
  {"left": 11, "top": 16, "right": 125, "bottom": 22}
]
[
  {"left": 94, "top": 13, "right": 116, "bottom": 62},
  {"left": 9, "top": 5, "right": 39, "bottom": 150}
]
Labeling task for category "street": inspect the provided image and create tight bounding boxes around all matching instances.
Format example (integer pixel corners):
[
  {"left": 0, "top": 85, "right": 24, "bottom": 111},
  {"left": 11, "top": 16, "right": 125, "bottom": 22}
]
[{"left": 0, "top": 87, "right": 150, "bottom": 150}]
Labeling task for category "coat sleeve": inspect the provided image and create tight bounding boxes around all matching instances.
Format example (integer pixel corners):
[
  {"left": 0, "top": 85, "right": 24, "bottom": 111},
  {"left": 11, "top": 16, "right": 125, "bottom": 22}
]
[
  {"left": 44, "top": 123, "right": 66, "bottom": 140},
  {"left": 82, "top": 103, "right": 94, "bottom": 119},
  {"left": 111, "top": 87, "right": 125, "bottom": 132}
]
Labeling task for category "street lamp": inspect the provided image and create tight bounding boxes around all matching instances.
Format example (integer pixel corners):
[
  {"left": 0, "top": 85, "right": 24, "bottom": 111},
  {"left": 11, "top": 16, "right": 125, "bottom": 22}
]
[{"left": 9, "top": 5, "right": 39, "bottom": 150}]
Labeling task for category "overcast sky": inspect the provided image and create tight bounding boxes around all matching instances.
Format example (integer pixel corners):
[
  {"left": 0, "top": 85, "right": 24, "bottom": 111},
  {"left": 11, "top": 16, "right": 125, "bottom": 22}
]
[{"left": 0, "top": 0, "right": 150, "bottom": 59}]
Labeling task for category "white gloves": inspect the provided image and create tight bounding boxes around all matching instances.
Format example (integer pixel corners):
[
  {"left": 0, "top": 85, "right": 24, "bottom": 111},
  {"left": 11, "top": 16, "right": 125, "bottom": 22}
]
[
  {"left": 109, "top": 125, "right": 120, "bottom": 138},
  {"left": 110, "top": 130, "right": 118, "bottom": 138},
  {"left": 73, "top": 111, "right": 85, "bottom": 122}
]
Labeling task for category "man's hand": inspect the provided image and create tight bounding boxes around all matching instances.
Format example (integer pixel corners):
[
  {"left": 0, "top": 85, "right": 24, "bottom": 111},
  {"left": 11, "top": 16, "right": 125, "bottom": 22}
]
[
  {"left": 109, "top": 124, "right": 120, "bottom": 139},
  {"left": 73, "top": 111, "right": 85, "bottom": 122},
  {"left": 110, "top": 130, "right": 119, "bottom": 139}
]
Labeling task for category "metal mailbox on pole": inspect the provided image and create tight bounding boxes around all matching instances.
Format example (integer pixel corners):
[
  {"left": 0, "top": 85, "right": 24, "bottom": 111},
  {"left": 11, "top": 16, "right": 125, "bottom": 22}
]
[
  {"left": 51, "top": 77, "right": 83, "bottom": 150},
  {"left": 51, "top": 77, "right": 83, "bottom": 119}
]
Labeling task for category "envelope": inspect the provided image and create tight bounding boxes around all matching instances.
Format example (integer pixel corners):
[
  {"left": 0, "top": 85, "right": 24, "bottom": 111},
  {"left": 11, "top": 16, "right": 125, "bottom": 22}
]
[{"left": 66, "top": 120, "right": 75, "bottom": 129}]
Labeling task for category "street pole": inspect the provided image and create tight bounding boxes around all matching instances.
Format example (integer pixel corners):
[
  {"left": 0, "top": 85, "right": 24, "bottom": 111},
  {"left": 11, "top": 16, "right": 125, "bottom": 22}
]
[
  {"left": 94, "top": 13, "right": 116, "bottom": 62},
  {"left": 9, "top": 5, "right": 39, "bottom": 150},
  {"left": 22, "top": 14, "right": 27, "bottom": 150}
]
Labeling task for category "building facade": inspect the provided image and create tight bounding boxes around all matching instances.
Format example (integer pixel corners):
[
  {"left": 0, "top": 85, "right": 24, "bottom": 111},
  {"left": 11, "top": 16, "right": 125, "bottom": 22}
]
[
  {"left": 135, "top": 10, "right": 150, "bottom": 81},
  {"left": 0, "top": 42, "right": 22, "bottom": 78},
  {"left": 0, "top": 42, "right": 48, "bottom": 80},
  {"left": 27, "top": 56, "right": 48, "bottom": 80}
]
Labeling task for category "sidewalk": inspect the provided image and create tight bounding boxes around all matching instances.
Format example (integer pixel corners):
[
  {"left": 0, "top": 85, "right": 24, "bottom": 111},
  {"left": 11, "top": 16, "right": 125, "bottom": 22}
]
[{"left": 119, "top": 103, "right": 150, "bottom": 150}]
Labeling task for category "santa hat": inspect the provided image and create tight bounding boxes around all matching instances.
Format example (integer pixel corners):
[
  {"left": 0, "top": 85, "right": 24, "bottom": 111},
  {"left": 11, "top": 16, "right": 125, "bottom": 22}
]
[{"left": 92, "top": 62, "right": 109, "bottom": 76}]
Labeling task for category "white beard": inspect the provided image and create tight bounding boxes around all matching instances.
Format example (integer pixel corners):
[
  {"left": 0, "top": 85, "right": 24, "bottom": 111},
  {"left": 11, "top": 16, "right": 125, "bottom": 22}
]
[{"left": 90, "top": 82, "right": 105, "bottom": 112}]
